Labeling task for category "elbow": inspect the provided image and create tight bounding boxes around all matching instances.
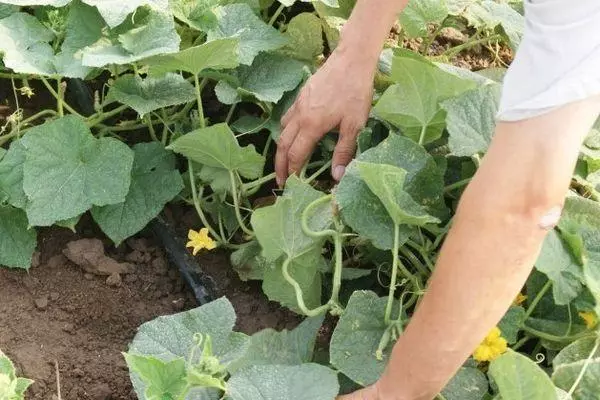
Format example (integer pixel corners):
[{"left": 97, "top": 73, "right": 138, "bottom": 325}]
[{"left": 456, "top": 176, "right": 565, "bottom": 233}]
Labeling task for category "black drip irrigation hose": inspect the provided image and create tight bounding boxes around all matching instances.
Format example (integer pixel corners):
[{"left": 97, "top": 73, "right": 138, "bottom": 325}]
[
  {"left": 67, "top": 78, "right": 218, "bottom": 306},
  {"left": 150, "top": 217, "right": 217, "bottom": 305}
]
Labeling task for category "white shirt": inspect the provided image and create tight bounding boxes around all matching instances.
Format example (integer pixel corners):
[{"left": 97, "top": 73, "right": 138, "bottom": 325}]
[{"left": 497, "top": 0, "right": 600, "bottom": 121}]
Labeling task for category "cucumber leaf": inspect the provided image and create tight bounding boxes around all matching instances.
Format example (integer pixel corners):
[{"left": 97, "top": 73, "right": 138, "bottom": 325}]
[
  {"left": 280, "top": 12, "right": 324, "bottom": 63},
  {"left": 330, "top": 290, "right": 398, "bottom": 386},
  {"left": 553, "top": 337, "right": 600, "bottom": 400},
  {"left": 169, "top": 0, "right": 220, "bottom": 32},
  {"left": 21, "top": 115, "right": 134, "bottom": 227},
  {"left": 441, "top": 366, "right": 489, "bottom": 400},
  {"left": 336, "top": 134, "right": 446, "bottom": 250},
  {"left": 167, "top": 123, "right": 265, "bottom": 179},
  {"left": 443, "top": 83, "right": 501, "bottom": 157},
  {"left": 399, "top": 0, "right": 448, "bottom": 38},
  {"left": 206, "top": 4, "right": 286, "bottom": 65},
  {"left": 489, "top": 350, "right": 558, "bottom": 400},
  {"left": 146, "top": 38, "right": 240, "bottom": 76},
  {"left": 373, "top": 56, "right": 475, "bottom": 144},
  {"left": 228, "top": 316, "right": 324, "bottom": 372},
  {"left": 82, "top": 0, "right": 169, "bottom": 28},
  {"left": 123, "top": 354, "right": 188, "bottom": 400},
  {"left": 226, "top": 364, "right": 339, "bottom": 400},
  {"left": 106, "top": 73, "right": 197, "bottom": 117},
  {"left": 0, "top": 140, "right": 27, "bottom": 209},
  {"left": 91, "top": 143, "right": 184, "bottom": 246},
  {"left": 0, "top": 206, "right": 37, "bottom": 270},
  {"left": 215, "top": 53, "right": 305, "bottom": 104}
]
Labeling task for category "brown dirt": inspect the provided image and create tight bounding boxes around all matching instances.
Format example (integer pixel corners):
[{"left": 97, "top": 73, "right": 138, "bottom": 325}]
[{"left": 0, "top": 213, "right": 299, "bottom": 399}]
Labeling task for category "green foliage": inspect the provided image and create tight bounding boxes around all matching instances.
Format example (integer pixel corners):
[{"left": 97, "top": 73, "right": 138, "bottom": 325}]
[
  {"left": 1, "top": 1, "right": 599, "bottom": 398},
  {"left": 0, "top": 349, "right": 33, "bottom": 400}
]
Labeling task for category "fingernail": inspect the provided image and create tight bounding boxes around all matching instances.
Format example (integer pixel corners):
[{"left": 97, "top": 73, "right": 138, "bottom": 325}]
[{"left": 332, "top": 165, "right": 345, "bottom": 181}]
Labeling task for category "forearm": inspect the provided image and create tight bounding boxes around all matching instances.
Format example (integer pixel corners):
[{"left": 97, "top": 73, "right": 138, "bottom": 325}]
[
  {"left": 338, "top": 0, "right": 410, "bottom": 65},
  {"left": 378, "top": 98, "right": 600, "bottom": 400}
]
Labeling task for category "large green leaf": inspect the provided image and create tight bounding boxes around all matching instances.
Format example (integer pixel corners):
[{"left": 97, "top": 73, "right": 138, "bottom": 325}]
[
  {"left": 356, "top": 161, "right": 440, "bottom": 227},
  {"left": 123, "top": 354, "right": 188, "bottom": 400},
  {"left": 128, "top": 297, "right": 250, "bottom": 399},
  {"left": 463, "top": 0, "right": 523, "bottom": 50},
  {"left": 251, "top": 176, "right": 332, "bottom": 261},
  {"left": 167, "top": 123, "right": 265, "bottom": 179},
  {"left": 280, "top": 12, "right": 324, "bottom": 62},
  {"left": 0, "top": 4, "right": 19, "bottom": 18},
  {"left": 536, "top": 230, "right": 584, "bottom": 306},
  {"left": 262, "top": 248, "right": 326, "bottom": 312},
  {"left": 21, "top": 115, "right": 134, "bottom": 227},
  {"left": 399, "top": 0, "right": 448, "bottom": 38},
  {"left": 0, "top": 206, "right": 37, "bottom": 270},
  {"left": 215, "top": 53, "right": 305, "bottom": 105},
  {"left": 230, "top": 240, "right": 268, "bottom": 281},
  {"left": 553, "top": 337, "right": 600, "bottom": 400},
  {"left": 82, "top": 8, "right": 180, "bottom": 67},
  {"left": 373, "top": 56, "right": 475, "bottom": 144},
  {"left": 0, "top": 12, "right": 55, "bottom": 75},
  {"left": 206, "top": 4, "right": 286, "bottom": 65},
  {"left": 0, "top": 349, "right": 34, "bottom": 399},
  {"left": 336, "top": 134, "right": 446, "bottom": 250},
  {"left": 146, "top": 38, "right": 240, "bottom": 76},
  {"left": 313, "top": 0, "right": 355, "bottom": 18},
  {"left": 0, "top": 140, "right": 27, "bottom": 209},
  {"left": 489, "top": 350, "right": 558, "bottom": 400},
  {"left": 82, "top": 0, "right": 169, "bottom": 27},
  {"left": 106, "top": 73, "right": 196, "bottom": 117},
  {"left": 226, "top": 364, "right": 339, "bottom": 400},
  {"left": 229, "top": 316, "right": 324, "bottom": 372},
  {"left": 330, "top": 291, "right": 398, "bottom": 386},
  {"left": 91, "top": 143, "right": 184, "bottom": 246},
  {"left": 443, "top": 83, "right": 501, "bottom": 157},
  {"left": 0, "top": 0, "right": 69, "bottom": 5},
  {"left": 498, "top": 306, "right": 526, "bottom": 345},
  {"left": 441, "top": 366, "right": 488, "bottom": 400},
  {"left": 169, "top": 0, "right": 219, "bottom": 32}
]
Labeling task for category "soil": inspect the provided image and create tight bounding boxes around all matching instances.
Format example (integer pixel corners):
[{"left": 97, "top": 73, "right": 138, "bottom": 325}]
[{"left": 0, "top": 213, "right": 299, "bottom": 400}]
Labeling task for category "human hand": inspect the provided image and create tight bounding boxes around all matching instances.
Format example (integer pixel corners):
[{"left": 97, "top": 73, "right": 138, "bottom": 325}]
[
  {"left": 275, "top": 46, "right": 375, "bottom": 187},
  {"left": 336, "top": 385, "right": 380, "bottom": 400}
]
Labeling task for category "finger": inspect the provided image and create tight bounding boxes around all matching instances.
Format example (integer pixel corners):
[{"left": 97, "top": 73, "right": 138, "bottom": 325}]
[
  {"left": 287, "top": 130, "right": 320, "bottom": 177},
  {"left": 332, "top": 119, "right": 360, "bottom": 181},
  {"left": 275, "top": 122, "right": 299, "bottom": 188},
  {"left": 281, "top": 102, "right": 296, "bottom": 128}
]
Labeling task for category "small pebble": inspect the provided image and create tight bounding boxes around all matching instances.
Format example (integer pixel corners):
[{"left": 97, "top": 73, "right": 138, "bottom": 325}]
[
  {"left": 50, "top": 292, "right": 60, "bottom": 301},
  {"left": 62, "top": 323, "right": 75, "bottom": 334},
  {"left": 72, "top": 368, "right": 84, "bottom": 378},
  {"left": 31, "top": 251, "right": 41, "bottom": 268},
  {"left": 84, "top": 273, "right": 94, "bottom": 281},
  {"left": 106, "top": 273, "right": 122, "bottom": 287},
  {"left": 34, "top": 296, "right": 49, "bottom": 310}
]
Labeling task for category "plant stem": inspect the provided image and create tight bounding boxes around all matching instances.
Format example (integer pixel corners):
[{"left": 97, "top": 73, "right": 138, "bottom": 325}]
[
  {"left": 282, "top": 256, "right": 331, "bottom": 316},
  {"left": 329, "top": 229, "right": 344, "bottom": 308},
  {"left": 511, "top": 335, "right": 532, "bottom": 351},
  {"left": 443, "top": 33, "right": 503, "bottom": 58},
  {"left": 56, "top": 79, "right": 64, "bottom": 117},
  {"left": 229, "top": 170, "right": 254, "bottom": 237},
  {"left": 268, "top": 4, "right": 285, "bottom": 26},
  {"left": 385, "top": 224, "right": 401, "bottom": 325},
  {"left": 418, "top": 125, "right": 427, "bottom": 146},
  {"left": 194, "top": 74, "right": 206, "bottom": 128},
  {"left": 145, "top": 115, "right": 159, "bottom": 141},
  {"left": 188, "top": 161, "right": 223, "bottom": 242},
  {"left": 444, "top": 177, "right": 472, "bottom": 193},
  {"left": 87, "top": 105, "right": 129, "bottom": 128},
  {"left": 40, "top": 77, "right": 82, "bottom": 117},
  {"left": 301, "top": 195, "right": 337, "bottom": 239},
  {"left": 521, "top": 324, "right": 592, "bottom": 343},
  {"left": 524, "top": 280, "right": 552, "bottom": 320},
  {"left": 420, "top": 23, "right": 444, "bottom": 55},
  {"left": 406, "top": 239, "right": 436, "bottom": 272},
  {"left": 242, "top": 172, "right": 276, "bottom": 192},
  {"left": 225, "top": 103, "right": 237, "bottom": 124},
  {"left": 305, "top": 159, "right": 333, "bottom": 184},
  {"left": 568, "top": 336, "right": 600, "bottom": 396}
]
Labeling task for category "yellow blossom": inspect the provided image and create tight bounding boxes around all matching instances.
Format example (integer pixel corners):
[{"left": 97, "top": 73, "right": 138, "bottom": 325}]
[
  {"left": 513, "top": 293, "right": 527, "bottom": 307},
  {"left": 186, "top": 228, "right": 217, "bottom": 255},
  {"left": 579, "top": 311, "right": 598, "bottom": 329},
  {"left": 473, "top": 327, "right": 508, "bottom": 363},
  {"left": 18, "top": 86, "right": 35, "bottom": 98}
]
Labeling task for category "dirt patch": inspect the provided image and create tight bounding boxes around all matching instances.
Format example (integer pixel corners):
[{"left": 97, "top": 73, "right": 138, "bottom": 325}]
[{"left": 0, "top": 215, "right": 298, "bottom": 399}]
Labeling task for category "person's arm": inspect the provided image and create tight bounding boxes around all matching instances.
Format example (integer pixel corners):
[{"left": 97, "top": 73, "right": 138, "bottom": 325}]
[
  {"left": 340, "top": 97, "right": 600, "bottom": 400},
  {"left": 275, "top": 0, "right": 409, "bottom": 187}
]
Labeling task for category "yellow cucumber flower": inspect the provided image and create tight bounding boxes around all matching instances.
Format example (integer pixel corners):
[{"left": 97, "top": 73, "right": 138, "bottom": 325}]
[
  {"left": 579, "top": 311, "right": 598, "bottom": 329},
  {"left": 473, "top": 327, "right": 508, "bottom": 363},
  {"left": 186, "top": 228, "right": 217, "bottom": 255},
  {"left": 18, "top": 86, "right": 35, "bottom": 98},
  {"left": 513, "top": 293, "right": 527, "bottom": 307}
]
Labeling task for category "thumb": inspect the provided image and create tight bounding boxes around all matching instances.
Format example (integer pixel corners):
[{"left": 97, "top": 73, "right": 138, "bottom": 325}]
[{"left": 332, "top": 120, "right": 360, "bottom": 181}]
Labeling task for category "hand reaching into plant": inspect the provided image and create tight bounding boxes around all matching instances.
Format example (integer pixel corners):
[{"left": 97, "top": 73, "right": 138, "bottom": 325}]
[
  {"left": 275, "top": 46, "right": 374, "bottom": 186},
  {"left": 275, "top": 0, "right": 409, "bottom": 187}
]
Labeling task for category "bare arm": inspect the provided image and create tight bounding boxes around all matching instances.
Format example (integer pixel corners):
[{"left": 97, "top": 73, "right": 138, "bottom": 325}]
[
  {"left": 343, "top": 98, "right": 600, "bottom": 400},
  {"left": 275, "top": 0, "right": 409, "bottom": 186}
]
